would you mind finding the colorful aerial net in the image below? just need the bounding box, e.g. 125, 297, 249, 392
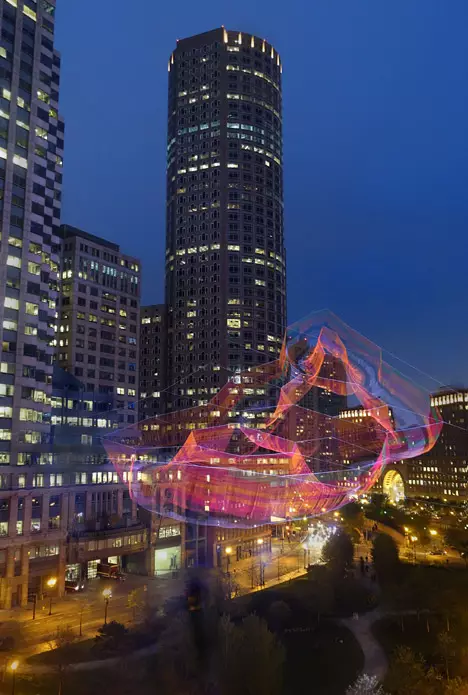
103, 312, 442, 528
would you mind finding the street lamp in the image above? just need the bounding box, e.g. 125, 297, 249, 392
225, 546, 232, 573
102, 588, 112, 625
9, 660, 19, 695
429, 529, 438, 537
257, 538, 264, 586
47, 577, 57, 616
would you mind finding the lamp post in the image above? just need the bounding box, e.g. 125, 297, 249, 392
225, 546, 232, 573
46, 577, 57, 616
257, 538, 264, 586
9, 660, 19, 695
102, 588, 112, 625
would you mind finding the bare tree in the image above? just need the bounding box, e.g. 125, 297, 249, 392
346, 674, 387, 695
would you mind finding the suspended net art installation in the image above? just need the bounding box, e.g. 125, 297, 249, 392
103, 312, 442, 528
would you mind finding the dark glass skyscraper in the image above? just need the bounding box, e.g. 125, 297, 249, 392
165, 28, 286, 412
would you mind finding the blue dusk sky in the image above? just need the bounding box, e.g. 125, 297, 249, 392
55, 0, 468, 389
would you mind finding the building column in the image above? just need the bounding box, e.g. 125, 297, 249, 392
40, 492, 51, 533
67, 492, 75, 526
57, 543, 66, 598
20, 545, 29, 608
117, 488, 124, 518
131, 500, 138, 522
180, 522, 186, 569
8, 494, 18, 538
2, 547, 15, 609
85, 491, 93, 520
60, 493, 69, 532
23, 495, 32, 536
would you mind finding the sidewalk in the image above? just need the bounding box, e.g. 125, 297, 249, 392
342, 609, 388, 682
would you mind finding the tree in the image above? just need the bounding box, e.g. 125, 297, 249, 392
342, 502, 365, 542
346, 674, 387, 695
155, 612, 202, 694
49, 625, 77, 695
438, 630, 456, 680
444, 678, 468, 695
322, 530, 354, 577
217, 614, 285, 695
386, 646, 442, 695
127, 588, 142, 621
371, 533, 400, 582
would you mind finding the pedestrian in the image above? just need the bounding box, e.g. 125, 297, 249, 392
360, 556, 365, 575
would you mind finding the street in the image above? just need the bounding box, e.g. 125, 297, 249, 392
0, 573, 182, 658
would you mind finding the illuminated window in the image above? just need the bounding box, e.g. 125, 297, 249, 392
7, 256, 21, 269
4, 297, 19, 311
35, 127, 48, 141
2, 320, 17, 332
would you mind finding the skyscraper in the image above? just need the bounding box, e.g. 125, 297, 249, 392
0, 0, 65, 608
0, 0, 64, 466
165, 28, 286, 412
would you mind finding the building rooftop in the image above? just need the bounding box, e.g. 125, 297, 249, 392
59, 224, 120, 252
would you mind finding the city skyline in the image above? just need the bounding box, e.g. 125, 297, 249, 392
55, 0, 468, 386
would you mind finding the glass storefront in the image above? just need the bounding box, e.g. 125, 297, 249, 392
154, 545, 181, 576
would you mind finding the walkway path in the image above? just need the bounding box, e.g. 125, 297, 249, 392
342, 609, 388, 682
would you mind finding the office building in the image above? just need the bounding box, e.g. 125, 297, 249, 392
139, 304, 166, 420
381, 389, 468, 504
165, 28, 286, 412
0, 0, 65, 608
0, 0, 64, 467
56, 224, 141, 426
0, 367, 147, 607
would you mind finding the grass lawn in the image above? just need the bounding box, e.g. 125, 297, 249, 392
27, 638, 96, 666
27, 630, 155, 667
283, 620, 364, 695
237, 575, 364, 694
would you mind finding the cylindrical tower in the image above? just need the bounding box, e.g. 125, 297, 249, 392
165, 28, 285, 412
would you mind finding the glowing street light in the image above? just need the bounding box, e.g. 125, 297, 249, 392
429, 529, 438, 537
47, 577, 57, 616
9, 660, 19, 695
102, 588, 112, 625
257, 538, 265, 587
225, 546, 232, 572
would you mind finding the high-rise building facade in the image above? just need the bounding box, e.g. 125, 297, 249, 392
0, 0, 66, 608
0, 0, 64, 467
56, 225, 141, 426
165, 28, 286, 411
139, 304, 166, 420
